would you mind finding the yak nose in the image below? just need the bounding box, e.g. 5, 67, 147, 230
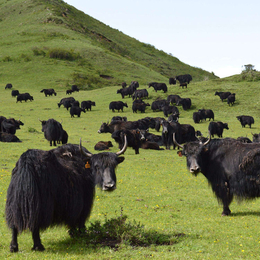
103, 183, 116, 191
190, 165, 200, 174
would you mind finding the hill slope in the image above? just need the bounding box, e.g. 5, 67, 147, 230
0, 0, 217, 90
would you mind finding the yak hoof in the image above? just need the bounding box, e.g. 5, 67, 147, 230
32, 244, 45, 251
221, 210, 231, 216
10, 243, 18, 253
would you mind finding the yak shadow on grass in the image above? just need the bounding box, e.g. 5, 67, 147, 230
230, 210, 260, 217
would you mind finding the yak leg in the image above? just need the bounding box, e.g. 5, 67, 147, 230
221, 182, 233, 216
10, 227, 19, 252
32, 229, 45, 251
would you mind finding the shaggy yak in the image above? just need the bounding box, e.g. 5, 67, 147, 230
5, 137, 127, 252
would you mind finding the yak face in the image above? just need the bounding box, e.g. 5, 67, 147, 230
161, 121, 169, 134
98, 123, 109, 133
178, 142, 204, 175
90, 153, 124, 191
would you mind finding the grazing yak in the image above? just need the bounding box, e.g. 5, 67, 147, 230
177, 98, 191, 110
174, 135, 260, 216
132, 89, 149, 100
11, 90, 19, 97
5, 137, 127, 252
151, 99, 169, 112
5, 83, 12, 89
109, 101, 128, 112
208, 121, 229, 138
58, 97, 75, 108
198, 109, 214, 121
132, 101, 150, 113
167, 95, 181, 105
70, 106, 86, 118
215, 91, 231, 102
236, 115, 254, 128
81, 100, 96, 111
40, 89, 57, 97
16, 93, 34, 102
148, 82, 168, 93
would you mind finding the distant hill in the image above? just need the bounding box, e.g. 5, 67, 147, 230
0, 0, 217, 90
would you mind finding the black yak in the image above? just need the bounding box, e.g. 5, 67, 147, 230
236, 115, 254, 128
174, 134, 260, 216
40, 118, 64, 146
5, 137, 127, 252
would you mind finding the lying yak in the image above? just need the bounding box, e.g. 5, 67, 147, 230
5, 136, 127, 252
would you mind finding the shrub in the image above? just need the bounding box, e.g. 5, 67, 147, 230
47, 48, 81, 61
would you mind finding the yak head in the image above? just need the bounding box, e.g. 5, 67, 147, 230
80, 135, 127, 191
97, 122, 110, 133
174, 133, 211, 176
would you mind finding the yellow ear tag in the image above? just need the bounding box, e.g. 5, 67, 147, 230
85, 162, 91, 168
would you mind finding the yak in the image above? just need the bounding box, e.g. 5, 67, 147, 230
58, 97, 75, 108
148, 82, 167, 93
40, 118, 64, 146
208, 121, 229, 138
174, 134, 260, 216
236, 115, 254, 128
11, 90, 19, 97
40, 89, 57, 97
94, 141, 113, 151
81, 100, 96, 111
5, 137, 127, 252
109, 101, 128, 112
0, 132, 21, 142
16, 93, 34, 102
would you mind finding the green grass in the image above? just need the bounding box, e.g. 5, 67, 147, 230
1, 76, 260, 259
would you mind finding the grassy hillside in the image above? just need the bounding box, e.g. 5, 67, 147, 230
0, 0, 216, 91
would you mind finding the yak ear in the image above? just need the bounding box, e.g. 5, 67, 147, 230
117, 157, 125, 164
177, 151, 183, 157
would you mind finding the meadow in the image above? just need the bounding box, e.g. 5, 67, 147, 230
0, 76, 260, 259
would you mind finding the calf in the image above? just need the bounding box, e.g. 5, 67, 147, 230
94, 141, 113, 151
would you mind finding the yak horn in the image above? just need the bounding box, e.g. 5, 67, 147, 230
173, 133, 183, 149
38, 118, 42, 122
202, 131, 211, 146
116, 134, 127, 155
79, 138, 93, 158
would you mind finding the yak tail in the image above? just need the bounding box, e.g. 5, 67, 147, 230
5, 150, 42, 233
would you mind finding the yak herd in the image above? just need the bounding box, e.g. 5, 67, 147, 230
3, 73, 260, 252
